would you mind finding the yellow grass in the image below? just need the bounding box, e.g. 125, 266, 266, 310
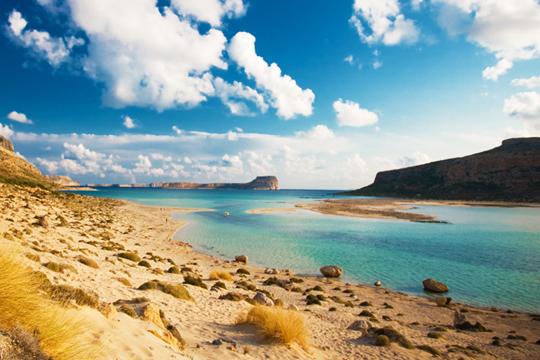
209, 270, 234, 281
0, 243, 101, 359
238, 305, 309, 349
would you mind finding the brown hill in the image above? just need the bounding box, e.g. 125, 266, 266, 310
0, 135, 53, 188
157, 176, 279, 190
347, 137, 540, 202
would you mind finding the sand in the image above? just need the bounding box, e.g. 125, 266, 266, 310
1, 183, 539, 359
296, 198, 540, 223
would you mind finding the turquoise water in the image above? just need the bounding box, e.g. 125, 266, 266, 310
76, 188, 540, 313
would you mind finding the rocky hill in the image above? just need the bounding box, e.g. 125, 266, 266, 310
159, 176, 279, 190
348, 137, 540, 202
0, 135, 53, 188
46, 175, 80, 187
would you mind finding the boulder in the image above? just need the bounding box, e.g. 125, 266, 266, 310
423, 278, 448, 293
141, 303, 166, 329
374, 280, 382, 287
264, 268, 279, 275
320, 265, 343, 278
234, 255, 248, 264
252, 292, 274, 306
347, 320, 372, 335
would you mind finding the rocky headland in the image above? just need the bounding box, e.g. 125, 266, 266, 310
347, 137, 540, 202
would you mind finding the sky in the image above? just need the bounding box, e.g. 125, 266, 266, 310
0, 0, 539, 189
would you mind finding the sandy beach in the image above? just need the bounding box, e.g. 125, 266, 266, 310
1, 183, 539, 359
295, 198, 540, 223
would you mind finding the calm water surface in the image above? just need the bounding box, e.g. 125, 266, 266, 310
76, 188, 540, 313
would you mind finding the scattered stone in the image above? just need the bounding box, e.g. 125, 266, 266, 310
417, 344, 441, 356
374, 280, 382, 287
435, 296, 452, 307
375, 335, 390, 347
183, 275, 208, 289
264, 268, 279, 275
347, 320, 372, 335
423, 278, 448, 293
234, 255, 248, 264
219, 292, 246, 302
236, 268, 250, 275
138, 260, 151, 268
453, 311, 490, 332
35, 215, 49, 228
320, 265, 343, 278
252, 292, 274, 306
211, 281, 227, 291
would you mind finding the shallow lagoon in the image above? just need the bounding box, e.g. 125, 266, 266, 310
78, 188, 540, 312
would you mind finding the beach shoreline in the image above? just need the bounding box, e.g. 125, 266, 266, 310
2, 183, 539, 359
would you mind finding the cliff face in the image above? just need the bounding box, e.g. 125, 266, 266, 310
0, 136, 53, 188
0, 135, 14, 152
349, 138, 540, 202
159, 176, 279, 190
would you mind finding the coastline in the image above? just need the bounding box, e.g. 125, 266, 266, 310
294, 197, 540, 223
2, 184, 539, 359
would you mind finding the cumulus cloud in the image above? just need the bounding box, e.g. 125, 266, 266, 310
228, 32, 315, 119
213, 77, 268, 116
8, 10, 83, 66
436, 0, 540, 81
0, 123, 14, 139
349, 0, 419, 46
503, 91, 540, 134
67, 0, 228, 110
333, 99, 379, 127
7, 111, 33, 124
171, 0, 246, 27
123, 116, 136, 129
511, 76, 540, 89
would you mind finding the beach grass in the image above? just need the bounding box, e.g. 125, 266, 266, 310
0, 244, 100, 359
238, 305, 309, 349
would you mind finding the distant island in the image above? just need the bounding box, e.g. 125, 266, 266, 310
84, 176, 279, 191
346, 137, 540, 203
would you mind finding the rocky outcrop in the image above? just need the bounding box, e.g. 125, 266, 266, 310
0, 137, 52, 188
47, 175, 80, 187
158, 176, 279, 190
422, 278, 449, 293
0, 136, 14, 152
348, 138, 540, 202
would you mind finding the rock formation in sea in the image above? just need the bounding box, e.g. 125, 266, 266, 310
158, 176, 279, 190
347, 137, 540, 202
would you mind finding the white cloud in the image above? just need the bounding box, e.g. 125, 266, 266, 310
372, 60, 383, 69
7, 111, 33, 124
411, 0, 424, 11
123, 115, 136, 129
503, 91, 540, 134
481, 58, 512, 81
295, 125, 335, 140
228, 32, 315, 120
436, 0, 540, 81
511, 76, 540, 89
8, 10, 83, 66
333, 99, 379, 127
171, 0, 245, 27
344, 55, 354, 65
350, 0, 419, 46
68, 0, 228, 110
213, 77, 268, 116
0, 123, 14, 139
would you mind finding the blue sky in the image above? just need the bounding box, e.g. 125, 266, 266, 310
0, 0, 539, 188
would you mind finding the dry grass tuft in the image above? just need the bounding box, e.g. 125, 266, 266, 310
48, 285, 100, 308
209, 270, 234, 282
0, 245, 100, 359
237, 305, 309, 349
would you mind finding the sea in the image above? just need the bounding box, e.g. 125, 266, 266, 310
74, 188, 540, 313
